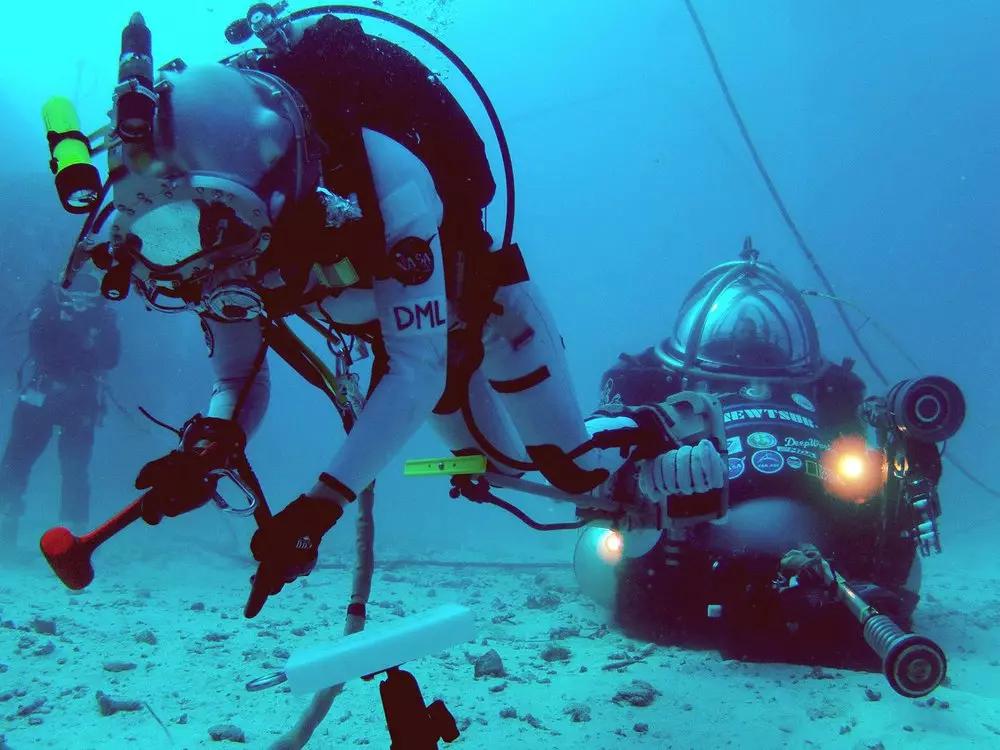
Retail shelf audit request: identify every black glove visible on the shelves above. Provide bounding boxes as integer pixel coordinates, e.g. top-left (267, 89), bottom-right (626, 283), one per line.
top-left (244, 494), bottom-right (344, 618)
top-left (136, 415), bottom-right (246, 525)
top-left (136, 449), bottom-right (219, 525)
top-left (588, 401), bottom-right (686, 460)
top-left (626, 402), bottom-right (685, 458)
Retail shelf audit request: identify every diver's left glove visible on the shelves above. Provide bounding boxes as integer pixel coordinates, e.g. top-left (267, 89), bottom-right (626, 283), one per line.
top-left (244, 493), bottom-right (345, 618)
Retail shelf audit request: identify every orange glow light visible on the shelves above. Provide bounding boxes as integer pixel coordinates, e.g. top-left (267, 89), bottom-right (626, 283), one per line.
top-left (598, 530), bottom-right (624, 564)
top-left (820, 434), bottom-right (886, 505)
top-left (838, 454), bottom-right (865, 479)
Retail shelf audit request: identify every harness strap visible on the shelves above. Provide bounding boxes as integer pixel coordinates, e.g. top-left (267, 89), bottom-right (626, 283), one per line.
top-left (433, 243), bottom-right (529, 416)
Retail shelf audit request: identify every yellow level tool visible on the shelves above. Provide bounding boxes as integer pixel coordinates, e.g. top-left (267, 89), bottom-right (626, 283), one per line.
top-left (403, 455), bottom-right (488, 477)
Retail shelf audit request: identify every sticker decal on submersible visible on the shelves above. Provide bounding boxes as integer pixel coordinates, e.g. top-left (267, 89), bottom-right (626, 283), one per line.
top-left (776, 436), bottom-right (828, 460)
top-left (751, 449), bottom-right (785, 474)
top-left (724, 407), bottom-right (818, 429)
top-left (791, 393), bottom-right (816, 412)
top-left (726, 435), bottom-right (743, 455)
top-left (728, 456), bottom-right (746, 480)
top-left (804, 459), bottom-right (836, 484)
top-left (786, 455), bottom-right (803, 470)
top-left (746, 432), bottom-right (777, 450)
top-left (740, 384), bottom-right (771, 401)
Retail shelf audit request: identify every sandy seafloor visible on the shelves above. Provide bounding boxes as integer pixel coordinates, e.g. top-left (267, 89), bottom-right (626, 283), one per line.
top-left (2, 516), bottom-right (999, 750)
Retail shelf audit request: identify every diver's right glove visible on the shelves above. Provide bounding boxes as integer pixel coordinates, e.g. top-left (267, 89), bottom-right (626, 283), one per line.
top-left (136, 450), bottom-right (221, 525)
top-left (638, 438), bottom-right (726, 500)
top-left (136, 415), bottom-right (246, 525)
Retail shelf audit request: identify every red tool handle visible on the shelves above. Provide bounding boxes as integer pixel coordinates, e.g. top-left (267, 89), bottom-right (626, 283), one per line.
top-left (40, 494), bottom-right (147, 590)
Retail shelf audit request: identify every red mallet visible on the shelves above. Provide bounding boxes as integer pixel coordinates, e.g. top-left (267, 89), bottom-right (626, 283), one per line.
top-left (40, 499), bottom-right (144, 590)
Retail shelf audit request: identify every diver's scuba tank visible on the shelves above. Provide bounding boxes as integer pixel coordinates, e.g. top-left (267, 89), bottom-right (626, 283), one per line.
top-left (41, 97), bottom-right (101, 214)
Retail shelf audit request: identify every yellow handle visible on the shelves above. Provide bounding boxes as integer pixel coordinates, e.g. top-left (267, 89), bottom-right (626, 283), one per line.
top-left (42, 96), bottom-right (92, 171)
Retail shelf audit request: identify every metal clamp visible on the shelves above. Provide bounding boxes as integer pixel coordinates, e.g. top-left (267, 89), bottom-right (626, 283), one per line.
top-left (209, 467), bottom-right (259, 517)
top-left (111, 78), bottom-right (158, 108)
top-left (245, 670), bottom-right (287, 692)
top-left (333, 372), bottom-right (365, 419)
top-left (331, 337), bottom-right (369, 419)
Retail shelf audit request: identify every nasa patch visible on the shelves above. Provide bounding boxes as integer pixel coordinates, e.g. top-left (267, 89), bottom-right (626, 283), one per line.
top-left (390, 236), bottom-right (435, 286)
top-left (728, 456), bottom-right (746, 480)
top-left (746, 431), bottom-right (777, 450)
top-left (791, 393), bottom-right (816, 412)
top-left (740, 384), bottom-right (771, 401)
top-left (200, 317), bottom-right (215, 357)
top-left (751, 450), bottom-right (785, 474)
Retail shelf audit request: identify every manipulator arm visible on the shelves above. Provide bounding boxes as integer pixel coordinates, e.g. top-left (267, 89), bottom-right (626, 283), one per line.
top-left (448, 392), bottom-right (729, 533)
top-left (584, 390), bottom-right (730, 530)
top-left (861, 376), bottom-right (965, 556)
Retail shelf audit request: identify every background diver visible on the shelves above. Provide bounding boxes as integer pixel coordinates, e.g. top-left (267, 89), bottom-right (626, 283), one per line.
top-left (0, 272), bottom-right (121, 549)
top-left (55, 10), bottom-right (699, 616)
top-left (574, 243), bottom-right (964, 671)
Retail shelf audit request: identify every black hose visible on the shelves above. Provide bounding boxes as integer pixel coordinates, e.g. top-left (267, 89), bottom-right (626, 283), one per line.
top-left (473, 492), bottom-right (588, 532)
top-left (202, 545), bottom-right (573, 571)
top-left (319, 559), bottom-right (572, 571)
top-left (137, 406), bottom-right (182, 437)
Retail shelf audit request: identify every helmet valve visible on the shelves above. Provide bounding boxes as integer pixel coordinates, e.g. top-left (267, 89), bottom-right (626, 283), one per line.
top-left (225, 2), bottom-right (291, 50)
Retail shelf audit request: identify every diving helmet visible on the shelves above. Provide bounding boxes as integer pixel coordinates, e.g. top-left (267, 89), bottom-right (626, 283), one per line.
top-left (657, 241), bottom-right (821, 380)
top-left (106, 61), bottom-right (322, 316)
